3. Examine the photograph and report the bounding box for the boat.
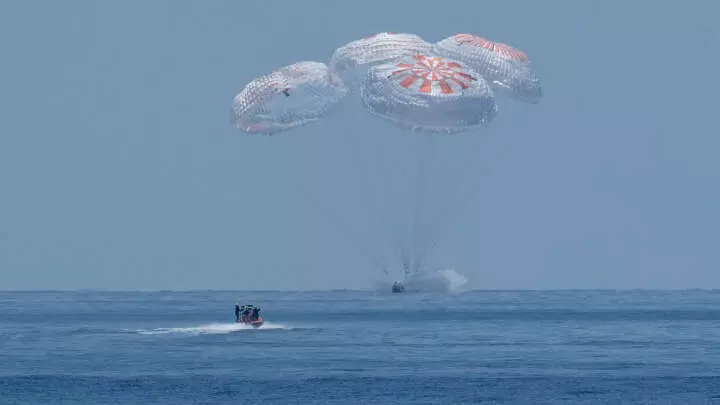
[234,303,264,328]
[391,281,405,293]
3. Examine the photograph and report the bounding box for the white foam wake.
[403,267,470,293]
[437,268,470,292]
[133,322,289,335]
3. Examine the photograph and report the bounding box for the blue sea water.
[2,290,720,404]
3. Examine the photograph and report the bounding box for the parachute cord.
[363,141,397,268]
[303,185,391,274]
[339,126,419,279]
[422,134,511,270]
[377,133,411,271]
[409,135,423,275]
[341,127,405,272]
[408,135,483,271]
[318,201,390,272]
[377,129,420,274]
[413,134,518,270]
[401,131,427,279]
[410,133,436,275]
[414,154,497,269]
[411,134,480,270]
[284,156,391,275]
[370,130,405,273]
[414,171,488,271]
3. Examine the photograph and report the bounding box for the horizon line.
[1,287,719,293]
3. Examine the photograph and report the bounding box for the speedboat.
[391,281,405,293]
[235,303,264,328]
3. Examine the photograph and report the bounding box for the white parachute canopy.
[360,53,498,134]
[433,34,542,104]
[329,32,433,92]
[231,61,348,135]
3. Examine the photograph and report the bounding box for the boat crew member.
[234,303,240,322]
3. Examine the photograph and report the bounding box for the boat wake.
[132,322,289,335]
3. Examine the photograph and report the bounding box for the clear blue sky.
[1,1,718,290]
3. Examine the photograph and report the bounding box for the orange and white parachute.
[360,54,498,133]
[330,32,433,91]
[230,32,541,136]
[433,34,542,104]
[231,61,347,135]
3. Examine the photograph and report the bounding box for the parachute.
[361,54,498,134]
[229,31,542,286]
[358,52,501,277]
[433,34,542,104]
[329,32,433,91]
[231,61,347,135]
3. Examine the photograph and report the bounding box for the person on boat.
[251,306,260,321]
[234,303,240,322]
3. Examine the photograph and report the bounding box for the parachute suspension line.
[375,133,414,273]
[341,126,422,279]
[343,129,397,270]
[285,166,390,275]
[309,188,390,273]
[409,135,424,276]
[414,168,490,271]
[413,146,495,270]
[376,129,421,278]
[368,135,398,272]
[409,134,481,272]
[413,135,519,270]
[367,129,405,276]
[321,205,390,273]
[409,132,437,276]
[335,125,420,275]
[395,130,429,281]
[408,129,507,272]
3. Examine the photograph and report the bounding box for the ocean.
[2,290,720,404]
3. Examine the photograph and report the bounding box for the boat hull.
[236,316,264,328]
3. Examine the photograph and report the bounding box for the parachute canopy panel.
[231,61,348,135]
[330,32,433,91]
[360,54,498,134]
[433,34,542,104]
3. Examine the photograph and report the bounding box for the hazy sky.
[1,1,718,290]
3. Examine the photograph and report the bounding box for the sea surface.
[2,290,720,404]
